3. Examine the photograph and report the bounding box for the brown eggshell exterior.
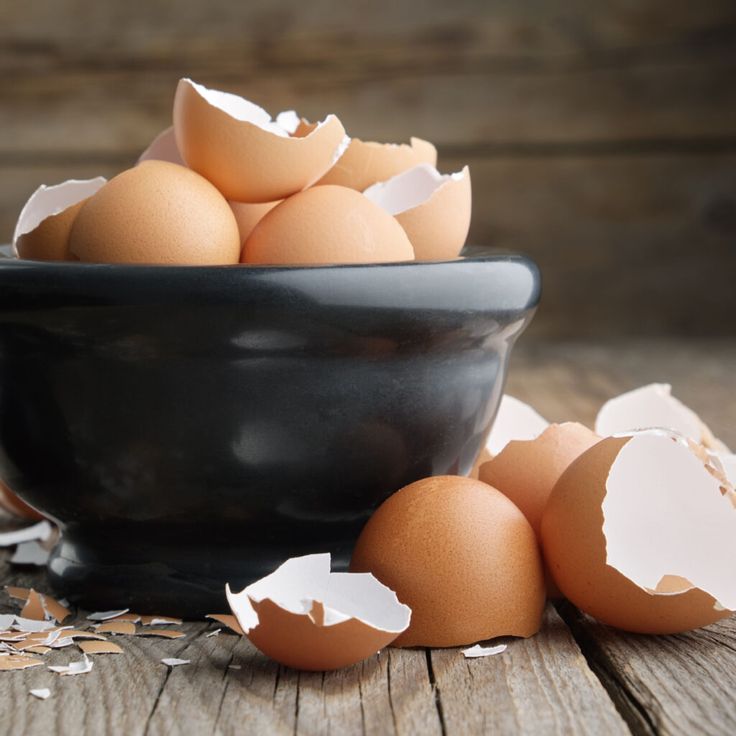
[350,476,545,647]
[68,161,241,265]
[396,167,472,261]
[16,199,86,262]
[0,480,44,520]
[173,80,347,203]
[246,599,401,671]
[541,436,729,634]
[479,423,600,537]
[229,200,281,247]
[316,137,437,191]
[242,185,414,265]
[469,447,493,480]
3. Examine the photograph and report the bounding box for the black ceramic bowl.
[0,251,539,615]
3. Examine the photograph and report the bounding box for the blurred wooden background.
[1,1,735,338]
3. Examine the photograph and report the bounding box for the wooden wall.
[1,1,735,337]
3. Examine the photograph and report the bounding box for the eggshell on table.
[226,554,411,671]
[173,78,349,203]
[541,433,736,634]
[363,164,471,260]
[242,185,414,265]
[350,476,545,648]
[13,178,106,261]
[68,161,241,265]
[316,137,437,191]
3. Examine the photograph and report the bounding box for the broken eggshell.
[173,78,349,203]
[485,395,550,456]
[137,126,185,166]
[363,164,471,260]
[541,431,736,634]
[0,480,44,520]
[595,383,730,453]
[226,553,411,671]
[13,177,106,261]
[316,137,437,191]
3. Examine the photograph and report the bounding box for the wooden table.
[1,340,734,735]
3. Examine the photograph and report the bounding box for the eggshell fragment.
[174,78,349,202]
[486,395,549,456]
[13,177,106,261]
[363,164,471,260]
[69,161,241,265]
[226,553,411,671]
[595,383,730,452]
[0,480,44,521]
[242,185,414,265]
[138,126,185,166]
[316,137,437,191]
[479,422,600,537]
[350,476,545,647]
[541,432,736,634]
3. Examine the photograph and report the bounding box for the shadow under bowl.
[0,250,540,616]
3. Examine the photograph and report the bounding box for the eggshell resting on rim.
[226,554,411,671]
[315,137,437,191]
[138,126,185,166]
[350,476,545,647]
[479,422,600,538]
[229,200,281,246]
[595,383,730,454]
[363,164,471,260]
[68,161,241,265]
[173,78,349,203]
[242,185,414,265]
[13,178,107,261]
[541,433,736,634]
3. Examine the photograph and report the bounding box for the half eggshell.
[541,431,736,633]
[138,126,185,166]
[13,178,106,261]
[316,137,437,191]
[486,395,550,456]
[363,164,471,260]
[173,78,349,203]
[226,554,411,671]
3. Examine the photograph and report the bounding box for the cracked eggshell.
[0,480,44,521]
[226,554,411,671]
[350,476,545,648]
[13,178,106,261]
[242,185,414,265]
[595,383,730,453]
[479,423,600,538]
[69,161,241,265]
[138,126,185,166]
[486,395,550,456]
[363,164,471,260]
[174,78,349,203]
[316,137,437,191]
[541,433,736,634]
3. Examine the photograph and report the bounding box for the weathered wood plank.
[429,607,629,735]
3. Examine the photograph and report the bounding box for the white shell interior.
[485,395,550,456]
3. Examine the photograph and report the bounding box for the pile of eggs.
[12,79,472,267]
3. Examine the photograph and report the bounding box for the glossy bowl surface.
[0,251,540,615]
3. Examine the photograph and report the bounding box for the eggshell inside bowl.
[242,185,414,265]
[350,475,545,647]
[68,161,241,265]
[229,200,281,246]
[174,78,348,203]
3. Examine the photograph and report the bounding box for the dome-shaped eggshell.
[350,475,545,647]
[173,79,348,203]
[316,137,437,191]
[541,437,729,634]
[242,185,414,265]
[68,161,241,265]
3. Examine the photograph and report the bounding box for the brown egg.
[16,199,85,262]
[479,422,600,538]
[69,161,241,265]
[315,137,437,191]
[0,480,44,520]
[350,476,545,647]
[229,200,281,246]
[364,165,472,260]
[174,79,348,203]
[242,185,414,265]
[541,436,730,633]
